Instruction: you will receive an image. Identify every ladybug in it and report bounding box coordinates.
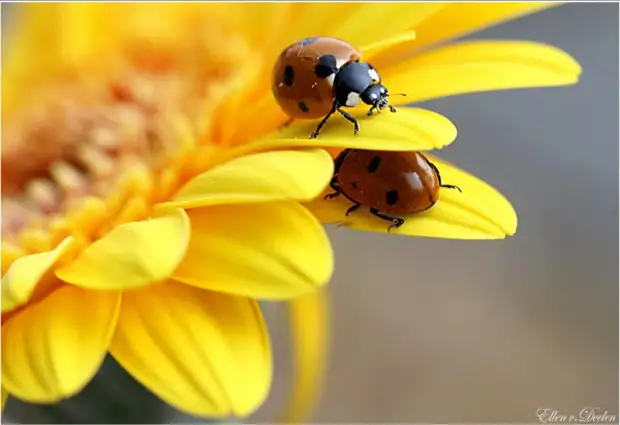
[272,36,402,139]
[325,149,462,231]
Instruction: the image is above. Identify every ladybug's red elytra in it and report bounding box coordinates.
[271,36,404,139]
[325,149,462,231]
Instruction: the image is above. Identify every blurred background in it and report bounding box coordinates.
[259,3,619,423]
[3,3,618,424]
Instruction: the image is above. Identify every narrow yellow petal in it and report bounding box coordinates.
[327,3,443,49]
[251,108,457,153]
[415,2,558,47]
[281,289,330,423]
[1,387,8,410]
[161,149,333,211]
[384,40,582,105]
[273,4,440,52]
[109,281,271,418]
[1,237,73,312]
[174,202,333,300]
[371,2,558,65]
[55,208,190,290]
[307,153,517,239]
[361,31,417,61]
[2,286,120,402]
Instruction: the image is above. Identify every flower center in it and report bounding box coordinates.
[0,19,267,271]
[1,67,228,266]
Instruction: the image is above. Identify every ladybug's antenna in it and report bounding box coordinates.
[387,93,407,97]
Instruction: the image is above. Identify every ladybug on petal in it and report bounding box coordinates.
[325,149,461,231]
[272,36,404,139]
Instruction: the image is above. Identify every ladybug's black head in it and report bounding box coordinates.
[360,84,389,109]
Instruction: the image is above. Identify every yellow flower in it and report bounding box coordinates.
[1,2,581,421]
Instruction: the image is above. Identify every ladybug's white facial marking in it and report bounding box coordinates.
[345,92,361,107]
[368,68,380,83]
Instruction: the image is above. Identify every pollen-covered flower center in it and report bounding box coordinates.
[1,71,207,250]
[1,23,261,264]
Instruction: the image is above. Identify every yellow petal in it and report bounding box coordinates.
[55,208,190,290]
[307,153,517,239]
[327,3,443,49]
[2,237,73,312]
[1,387,8,410]
[361,31,418,61]
[384,40,582,105]
[2,285,120,402]
[369,2,559,66]
[406,2,558,51]
[174,202,333,300]
[109,281,271,418]
[251,108,457,153]
[161,149,333,211]
[281,289,330,423]
[274,4,440,53]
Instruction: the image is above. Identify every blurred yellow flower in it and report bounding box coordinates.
[1,2,581,422]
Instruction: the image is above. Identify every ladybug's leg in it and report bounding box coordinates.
[324,177,341,200]
[324,149,351,200]
[440,184,462,192]
[345,203,361,216]
[336,107,360,136]
[310,103,337,139]
[429,161,462,192]
[369,208,405,232]
[281,117,295,129]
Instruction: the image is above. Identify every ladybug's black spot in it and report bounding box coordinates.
[298,101,310,113]
[367,156,382,173]
[299,37,319,46]
[283,66,294,86]
[351,182,359,189]
[386,190,399,206]
[315,54,338,79]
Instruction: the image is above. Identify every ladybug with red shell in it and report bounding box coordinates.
[271,36,405,139]
[271,36,461,230]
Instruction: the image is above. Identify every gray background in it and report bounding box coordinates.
[258,3,619,423]
[3,3,618,424]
